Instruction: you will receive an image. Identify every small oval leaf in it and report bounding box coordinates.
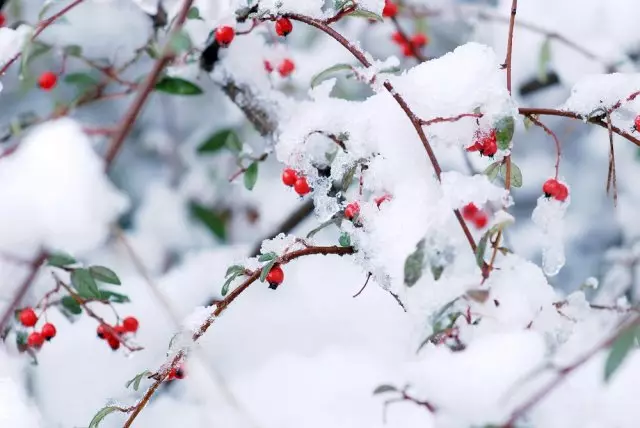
[373,384,398,395]
[89,406,120,428]
[155,77,203,95]
[604,325,639,381]
[71,268,101,299]
[244,162,259,191]
[89,266,121,285]
[310,63,353,88]
[260,259,278,283]
[47,252,77,268]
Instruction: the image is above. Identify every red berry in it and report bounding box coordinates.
[38,71,57,91]
[19,308,37,327]
[555,182,569,202]
[264,60,273,73]
[278,58,295,77]
[107,335,120,350]
[411,33,428,47]
[0,13,5,27]
[174,366,185,379]
[168,368,176,380]
[215,26,235,46]
[382,0,398,18]
[41,323,56,340]
[27,332,44,348]
[462,203,479,220]
[123,316,139,333]
[466,142,483,152]
[374,194,392,207]
[114,325,126,335]
[96,324,108,339]
[344,202,360,220]
[391,31,406,44]
[542,178,560,198]
[282,168,298,187]
[482,138,497,157]
[401,42,414,57]
[473,212,488,229]
[266,264,284,285]
[635,115,640,132]
[275,17,293,37]
[293,177,310,195]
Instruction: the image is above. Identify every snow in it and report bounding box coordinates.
[532,195,570,277]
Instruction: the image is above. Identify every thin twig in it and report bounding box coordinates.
[526,115,562,179]
[353,272,372,298]
[605,110,618,206]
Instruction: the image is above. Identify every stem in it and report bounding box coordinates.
[504,0,518,95]
[526,115,561,179]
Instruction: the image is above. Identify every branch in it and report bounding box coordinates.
[102,0,195,168]
[120,244,355,427]
[525,115,561,178]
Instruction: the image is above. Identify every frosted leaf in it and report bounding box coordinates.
[532,195,569,277]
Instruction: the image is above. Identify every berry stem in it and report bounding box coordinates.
[526,115,562,179]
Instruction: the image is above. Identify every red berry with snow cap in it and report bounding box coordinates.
[275,17,293,37]
[344,202,360,220]
[215,26,235,46]
[19,308,38,327]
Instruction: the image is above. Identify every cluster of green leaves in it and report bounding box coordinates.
[222,265,245,296]
[483,116,523,188]
[403,238,448,287]
[47,252,128,316]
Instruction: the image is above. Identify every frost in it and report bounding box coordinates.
[562,73,640,116]
[0,119,128,256]
[441,171,510,209]
[259,0,325,18]
[181,305,214,332]
[532,195,569,277]
[0,26,31,68]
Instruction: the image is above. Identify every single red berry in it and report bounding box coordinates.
[293,176,310,195]
[38,71,57,91]
[542,178,560,198]
[264,60,273,73]
[411,33,428,47]
[472,212,488,229]
[634,115,640,132]
[215,26,235,46]
[19,308,38,327]
[0,13,5,27]
[266,264,284,286]
[107,335,120,350]
[96,324,108,339]
[27,332,44,348]
[374,194,392,207]
[41,323,56,341]
[401,42,414,57]
[462,203,479,220]
[275,17,293,37]
[482,138,498,157]
[123,316,139,333]
[382,0,398,18]
[282,168,298,187]
[555,182,569,202]
[278,58,295,77]
[391,31,406,44]
[344,202,360,220]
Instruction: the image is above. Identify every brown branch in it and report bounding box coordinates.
[102,0,195,168]
[503,0,518,95]
[353,272,372,298]
[420,112,483,127]
[121,244,355,426]
[0,0,87,75]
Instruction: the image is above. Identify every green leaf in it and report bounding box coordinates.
[475,233,489,269]
[495,116,515,150]
[155,77,203,96]
[339,232,351,247]
[47,252,76,268]
[509,162,523,188]
[99,290,130,303]
[125,370,151,391]
[189,202,226,241]
[604,325,639,381]
[244,162,259,191]
[89,266,121,285]
[63,45,83,57]
[342,164,357,191]
[221,272,241,296]
[431,265,444,281]
[71,268,101,299]
[197,129,237,154]
[187,6,201,19]
[347,8,383,22]
[65,72,99,89]
[225,265,245,277]
[483,161,501,182]
[61,296,82,314]
[225,132,243,153]
[89,406,120,428]
[306,217,341,238]
[258,252,277,262]
[169,30,192,54]
[373,384,398,394]
[404,239,426,287]
[310,63,353,88]
[260,259,278,282]
[538,38,552,83]
[16,330,27,346]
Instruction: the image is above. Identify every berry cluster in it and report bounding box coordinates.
[382,0,398,18]
[391,31,429,57]
[344,201,360,220]
[542,178,569,202]
[282,168,311,195]
[18,308,57,349]
[266,264,284,290]
[96,316,139,351]
[265,58,296,77]
[462,203,489,229]
[466,129,498,157]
